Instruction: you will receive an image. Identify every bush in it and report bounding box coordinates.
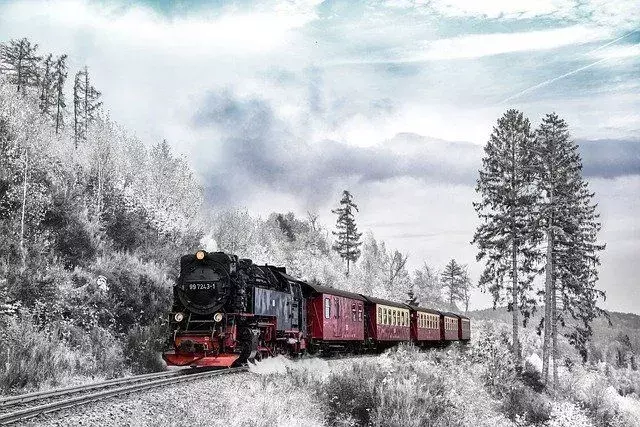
[311,352,451,427]
[0,313,71,393]
[502,384,552,424]
[123,324,167,374]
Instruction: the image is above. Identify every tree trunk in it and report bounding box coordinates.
[543,227,553,385]
[552,280,558,394]
[55,85,62,134]
[512,235,520,366]
[20,146,28,267]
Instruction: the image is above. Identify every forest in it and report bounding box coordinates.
[0,37,469,393]
[0,37,638,427]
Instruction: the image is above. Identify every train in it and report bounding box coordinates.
[162,250,471,367]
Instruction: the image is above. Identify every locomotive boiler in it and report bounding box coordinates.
[163,250,307,367]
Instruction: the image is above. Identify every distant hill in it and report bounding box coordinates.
[468,306,640,358]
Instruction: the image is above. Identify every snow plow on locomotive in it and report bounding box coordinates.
[163,250,471,368]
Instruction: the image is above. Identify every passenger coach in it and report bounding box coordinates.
[304,283,365,353]
[363,296,411,346]
[409,306,442,345]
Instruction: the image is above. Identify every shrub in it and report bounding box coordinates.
[0,312,71,393]
[123,324,167,374]
[502,384,552,424]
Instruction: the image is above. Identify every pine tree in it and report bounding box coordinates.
[331,190,363,275]
[52,55,68,134]
[0,38,41,93]
[534,113,605,390]
[38,54,55,115]
[73,66,102,146]
[440,259,468,310]
[472,109,542,365]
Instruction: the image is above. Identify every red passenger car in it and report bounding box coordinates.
[441,312,459,341]
[409,306,442,344]
[458,315,471,341]
[305,283,365,346]
[363,296,411,344]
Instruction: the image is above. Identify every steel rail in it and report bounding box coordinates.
[0,369,187,408]
[0,367,247,425]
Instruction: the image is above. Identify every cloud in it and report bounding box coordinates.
[333,26,613,64]
[578,139,640,178]
[192,91,483,206]
[193,91,640,208]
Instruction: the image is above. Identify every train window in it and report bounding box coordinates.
[383,308,387,325]
[420,314,423,328]
[358,305,363,322]
[352,303,357,321]
[324,298,330,319]
[335,299,340,318]
[393,310,397,326]
[377,307,382,323]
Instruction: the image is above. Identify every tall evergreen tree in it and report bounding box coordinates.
[0,38,41,93]
[472,109,542,365]
[38,54,55,115]
[534,113,605,389]
[52,55,68,134]
[73,66,102,146]
[440,259,468,310]
[331,190,363,275]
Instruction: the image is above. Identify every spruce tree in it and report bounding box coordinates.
[0,38,41,93]
[331,190,363,275]
[440,259,467,310]
[73,66,102,146]
[52,55,68,134]
[472,109,542,364]
[39,54,55,115]
[534,113,605,389]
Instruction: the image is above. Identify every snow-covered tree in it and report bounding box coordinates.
[409,262,443,308]
[440,259,469,311]
[331,190,363,275]
[52,55,67,134]
[473,109,542,364]
[38,54,55,115]
[73,66,102,146]
[534,112,606,389]
[382,249,410,301]
[0,38,41,93]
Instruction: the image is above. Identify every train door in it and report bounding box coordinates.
[334,298,343,337]
[289,281,302,330]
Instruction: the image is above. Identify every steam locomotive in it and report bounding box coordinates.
[162,250,471,368]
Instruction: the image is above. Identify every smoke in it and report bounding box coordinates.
[200,234,219,252]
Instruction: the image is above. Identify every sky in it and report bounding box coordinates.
[0,0,638,313]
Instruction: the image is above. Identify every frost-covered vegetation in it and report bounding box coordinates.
[0,44,461,394]
[245,322,639,427]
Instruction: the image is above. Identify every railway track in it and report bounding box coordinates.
[0,367,247,425]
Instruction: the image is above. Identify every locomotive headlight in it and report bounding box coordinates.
[174,312,185,322]
[213,312,223,323]
[196,250,206,260]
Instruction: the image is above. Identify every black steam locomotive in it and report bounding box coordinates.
[163,250,307,367]
[163,250,471,368]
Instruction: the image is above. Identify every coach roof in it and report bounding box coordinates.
[302,283,366,301]
[406,305,441,315]
[361,295,409,309]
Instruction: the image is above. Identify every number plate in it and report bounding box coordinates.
[186,283,216,291]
